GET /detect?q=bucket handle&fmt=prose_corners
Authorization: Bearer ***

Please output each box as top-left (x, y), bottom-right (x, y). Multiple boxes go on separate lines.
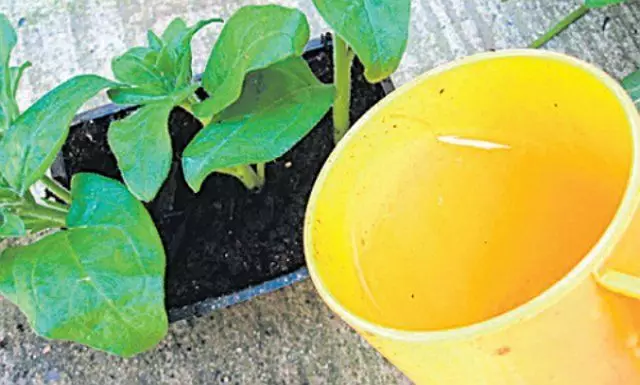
top-left (595, 270), bottom-right (640, 299)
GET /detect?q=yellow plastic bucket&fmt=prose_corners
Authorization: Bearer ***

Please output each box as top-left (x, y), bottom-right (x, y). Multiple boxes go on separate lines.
top-left (304, 50), bottom-right (640, 384)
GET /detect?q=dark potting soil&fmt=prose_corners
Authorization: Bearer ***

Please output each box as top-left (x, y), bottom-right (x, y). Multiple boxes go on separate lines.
top-left (57, 41), bottom-right (388, 311)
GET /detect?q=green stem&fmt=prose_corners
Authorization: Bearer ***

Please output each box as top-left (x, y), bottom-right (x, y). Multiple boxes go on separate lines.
top-left (41, 199), bottom-right (69, 212)
top-left (256, 163), bottom-right (266, 182)
top-left (2, 69), bottom-right (19, 122)
top-left (220, 165), bottom-right (264, 190)
top-left (18, 204), bottom-right (67, 227)
top-left (180, 102), bottom-right (194, 115)
top-left (183, 102), bottom-right (213, 126)
top-left (530, 5), bottom-right (590, 49)
top-left (6, 99), bottom-right (20, 123)
top-left (188, 108), bottom-right (264, 190)
top-left (333, 34), bottom-right (354, 143)
top-left (39, 175), bottom-right (71, 204)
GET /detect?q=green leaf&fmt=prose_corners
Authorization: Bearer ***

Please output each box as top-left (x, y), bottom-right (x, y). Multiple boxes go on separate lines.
top-left (157, 18), bottom-right (222, 90)
top-left (312, 0), bottom-right (410, 83)
top-left (0, 174), bottom-right (22, 207)
top-left (196, 5), bottom-right (309, 118)
top-left (112, 47), bottom-right (167, 91)
top-left (0, 209), bottom-right (25, 238)
top-left (0, 186), bottom-right (23, 208)
top-left (108, 86), bottom-right (168, 105)
top-left (0, 14), bottom-right (18, 132)
top-left (10, 61), bottom-right (31, 98)
top-left (0, 104), bottom-right (7, 135)
top-left (108, 101), bottom-right (174, 201)
top-left (108, 82), bottom-right (197, 106)
top-left (112, 18), bottom-right (219, 107)
top-left (0, 173), bottom-right (167, 357)
top-left (0, 75), bottom-right (114, 195)
top-left (183, 57), bottom-right (333, 192)
top-left (161, 18), bottom-right (188, 42)
top-left (585, 0), bottom-right (626, 8)
top-left (0, 14), bottom-right (17, 66)
top-left (623, 69), bottom-right (640, 109)
top-left (147, 30), bottom-right (164, 51)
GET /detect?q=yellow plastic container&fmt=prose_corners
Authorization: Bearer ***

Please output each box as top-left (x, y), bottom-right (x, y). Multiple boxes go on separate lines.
top-left (304, 50), bottom-right (640, 384)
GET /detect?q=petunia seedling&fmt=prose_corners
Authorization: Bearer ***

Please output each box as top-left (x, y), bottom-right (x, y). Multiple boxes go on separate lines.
top-left (107, 17), bottom-right (222, 201)
top-left (0, 14), bottom-right (168, 357)
top-left (107, 6), bottom-right (335, 195)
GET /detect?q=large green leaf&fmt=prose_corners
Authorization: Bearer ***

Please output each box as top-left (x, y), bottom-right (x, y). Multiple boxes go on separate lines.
top-left (585, 0), bottom-right (626, 8)
top-left (0, 173), bottom-right (167, 357)
top-left (0, 75), bottom-right (113, 195)
top-left (312, 0), bottom-right (410, 83)
top-left (183, 57), bottom-right (333, 192)
top-left (195, 5), bottom-right (309, 118)
top-left (108, 101), bottom-right (174, 202)
top-left (623, 69), bottom-right (640, 109)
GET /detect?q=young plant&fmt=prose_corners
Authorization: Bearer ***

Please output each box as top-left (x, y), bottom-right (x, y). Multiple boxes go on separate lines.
top-left (530, 0), bottom-right (627, 49)
top-left (108, 6), bottom-right (334, 194)
top-left (0, 15), bottom-right (168, 357)
top-left (311, 0), bottom-right (411, 142)
top-left (107, 17), bottom-right (222, 201)
top-left (182, 5), bottom-right (334, 192)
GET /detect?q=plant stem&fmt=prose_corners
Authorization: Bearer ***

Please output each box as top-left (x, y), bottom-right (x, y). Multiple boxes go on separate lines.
top-left (333, 34), bottom-right (354, 143)
top-left (41, 199), bottom-right (69, 212)
top-left (180, 102), bottom-right (194, 115)
top-left (2, 70), bottom-right (19, 122)
top-left (18, 204), bottom-right (67, 227)
top-left (220, 165), bottom-right (265, 190)
top-left (530, 5), bottom-right (590, 49)
top-left (39, 175), bottom-right (71, 204)
top-left (6, 100), bottom-right (20, 124)
top-left (256, 163), bottom-right (266, 181)
top-left (182, 102), bottom-right (213, 126)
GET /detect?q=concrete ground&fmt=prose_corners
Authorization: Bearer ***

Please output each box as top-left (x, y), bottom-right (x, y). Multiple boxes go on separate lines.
top-left (1, 0), bottom-right (640, 384)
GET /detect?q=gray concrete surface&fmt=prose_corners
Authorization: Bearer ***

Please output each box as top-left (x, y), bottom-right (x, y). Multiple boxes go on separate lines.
top-left (1, 0), bottom-right (640, 384)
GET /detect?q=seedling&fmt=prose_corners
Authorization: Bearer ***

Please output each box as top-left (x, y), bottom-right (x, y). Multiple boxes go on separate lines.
top-left (311, 0), bottom-right (411, 142)
top-left (0, 2), bottom-right (408, 356)
top-left (181, 5), bottom-right (333, 193)
top-left (0, 14), bottom-right (168, 356)
top-left (0, 5), bottom-right (336, 356)
top-left (108, 6), bottom-right (334, 196)
top-left (530, 0), bottom-right (627, 49)
top-left (107, 17), bottom-right (222, 201)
